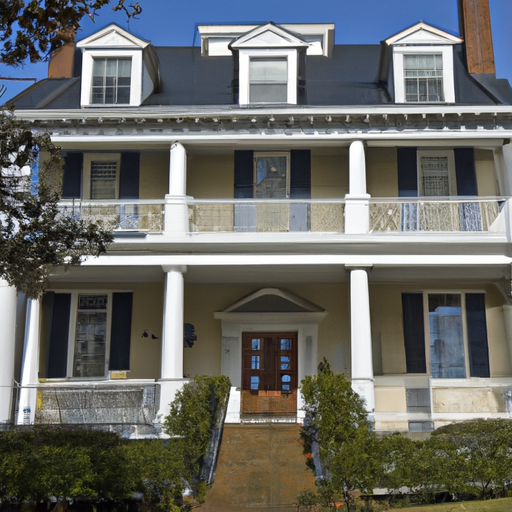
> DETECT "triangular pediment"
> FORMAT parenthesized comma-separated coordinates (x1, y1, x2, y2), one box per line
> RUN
(230, 23, 309, 50)
(385, 22, 462, 46)
(77, 23, 150, 49)
(221, 288, 324, 314)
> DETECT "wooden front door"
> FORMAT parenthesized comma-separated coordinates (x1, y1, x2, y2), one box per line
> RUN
(241, 332, 298, 415)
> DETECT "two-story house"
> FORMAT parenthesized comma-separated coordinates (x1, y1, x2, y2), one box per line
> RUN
(2, 0, 512, 437)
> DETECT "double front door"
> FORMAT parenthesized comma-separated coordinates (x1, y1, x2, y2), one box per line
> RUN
(241, 332, 298, 414)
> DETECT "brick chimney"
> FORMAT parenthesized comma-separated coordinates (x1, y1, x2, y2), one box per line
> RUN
(458, 0, 495, 75)
(48, 32, 76, 79)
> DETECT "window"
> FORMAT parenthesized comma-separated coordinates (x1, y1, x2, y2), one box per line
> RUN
(404, 54, 444, 103)
(249, 57, 288, 103)
(73, 294, 109, 378)
(402, 292, 490, 378)
(392, 46, 455, 104)
(417, 150, 456, 196)
(254, 152, 290, 198)
(44, 291, 133, 379)
(91, 57, 132, 105)
(237, 49, 298, 105)
(83, 154, 120, 199)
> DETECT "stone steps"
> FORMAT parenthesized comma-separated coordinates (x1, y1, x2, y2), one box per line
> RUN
(200, 423, 316, 511)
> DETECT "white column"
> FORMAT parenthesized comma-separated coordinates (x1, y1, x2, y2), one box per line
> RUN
(0, 280, 17, 424)
(165, 142, 189, 233)
(161, 265, 186, 378)
(348, 266, 375, 415)
(503, 305, 512, 372)
(344, 140, 370, 234)
(157, 265, 187, 421)
(17, 298, 41, 425)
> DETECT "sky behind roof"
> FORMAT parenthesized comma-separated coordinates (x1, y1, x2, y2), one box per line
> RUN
(1, 0, 511, 103)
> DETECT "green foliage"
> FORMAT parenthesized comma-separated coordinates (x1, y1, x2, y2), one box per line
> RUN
(0, 110, 113, 297)
(163, 374, 231, 500)
(0, 427, 185, 509)
(0, 1, 142, 66)
(300, 361, 379, 512)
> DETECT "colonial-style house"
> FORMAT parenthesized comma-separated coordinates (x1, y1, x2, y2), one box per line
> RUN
(2, 0, 512, 437)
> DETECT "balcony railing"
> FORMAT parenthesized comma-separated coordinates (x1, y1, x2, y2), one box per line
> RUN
(188, 199, 346, 233)
(369, 197, 506, 233)
(58, 200, 165, 232)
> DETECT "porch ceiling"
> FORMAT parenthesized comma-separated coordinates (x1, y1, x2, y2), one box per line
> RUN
(47, 262, 509, 286)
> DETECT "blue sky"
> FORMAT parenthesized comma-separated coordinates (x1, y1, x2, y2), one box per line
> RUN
(1, 0, 511, 103)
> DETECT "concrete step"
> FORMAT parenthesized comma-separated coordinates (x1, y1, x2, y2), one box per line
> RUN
(200, 423, 316, 511)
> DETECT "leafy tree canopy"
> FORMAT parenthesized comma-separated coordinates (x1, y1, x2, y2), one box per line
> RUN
(0, 110, 113, 297)
(0, 0, 142, 66)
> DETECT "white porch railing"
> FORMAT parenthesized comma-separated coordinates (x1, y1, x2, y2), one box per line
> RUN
(369, 197, 507, 233)
(58, 200, 165, 232)
(188, 199, 346, 233)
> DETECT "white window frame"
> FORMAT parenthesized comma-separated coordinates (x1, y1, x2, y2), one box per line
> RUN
(80, 50, 142, 107)
(238, 49, 298, 105)
(417, 149, 457, 196)
(67, 291, 113, 380)
(393, 46, 455, 104)
(82, 153, 121, 200)
(421, 290, 485, 380)
(253, 151, 290, 198)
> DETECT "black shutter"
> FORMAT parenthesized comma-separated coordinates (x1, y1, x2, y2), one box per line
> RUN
(290, 150, 311, 199)
(46, 293, 71, 378)
(234, 150, 253, 198)
(402, 293, 427, 373)
(62, 152, 83, 199)
(119, 152, 140, 199)
(466, 293, 490, 378)
(109, 292, 133, 371)
(397, 148, 418, 197)
(454, 148, 478, 196)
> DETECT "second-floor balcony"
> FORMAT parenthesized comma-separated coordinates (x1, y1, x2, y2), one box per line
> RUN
(58, 196, 508, 237)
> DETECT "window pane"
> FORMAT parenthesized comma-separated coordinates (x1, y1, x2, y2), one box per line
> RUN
(255, 155, 288, 198)
(249, 57, 287, 103)
(429, 294, 466, 378)
(91, 57, 131, 104)
(251, 339, 260, 350)
(250, 376, 259, 390)
(251, 355, 260, 370)
(404, 54, 444, 102)
(74, 295, 108, 378)
(281, 338, 292, 351)
(91, 161, 117, 199)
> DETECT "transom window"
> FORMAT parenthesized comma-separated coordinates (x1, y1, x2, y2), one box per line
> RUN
(92, 57, 132, 105)
(249, 57, 288, 103)
(404, 54, 444, 103)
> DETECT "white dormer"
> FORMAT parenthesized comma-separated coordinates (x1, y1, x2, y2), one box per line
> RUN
(385, 22, 463, 104)
(77, 24, 158, 107)
(230, 23, 309, 106)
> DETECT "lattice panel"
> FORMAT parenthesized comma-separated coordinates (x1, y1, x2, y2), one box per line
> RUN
(190, 203, 234, 232)
(310, 203, 344, 232)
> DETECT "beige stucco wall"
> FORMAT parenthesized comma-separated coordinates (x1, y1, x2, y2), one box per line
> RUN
(139, 151, 169, 199)
(366, 147, 398, 197)
(311, 150, 348, 198)
(187, 154, 234, 199)
(183, 283, 350, 378)
(475, 149, 499, 196)
(375, 386, 407, 413)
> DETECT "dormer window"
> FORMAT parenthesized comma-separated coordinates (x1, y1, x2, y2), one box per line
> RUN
(92, 57, 132, 104)
(77, 24, 159, 108)
(383, 22, 462, 105)
(404, 54, 444, 103)
(229, 23, 309, 106)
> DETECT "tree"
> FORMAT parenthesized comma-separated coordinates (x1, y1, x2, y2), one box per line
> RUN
(300, 361, 380, 512)
(0, 110, 113, 297)
(0, 0, 142, 66)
